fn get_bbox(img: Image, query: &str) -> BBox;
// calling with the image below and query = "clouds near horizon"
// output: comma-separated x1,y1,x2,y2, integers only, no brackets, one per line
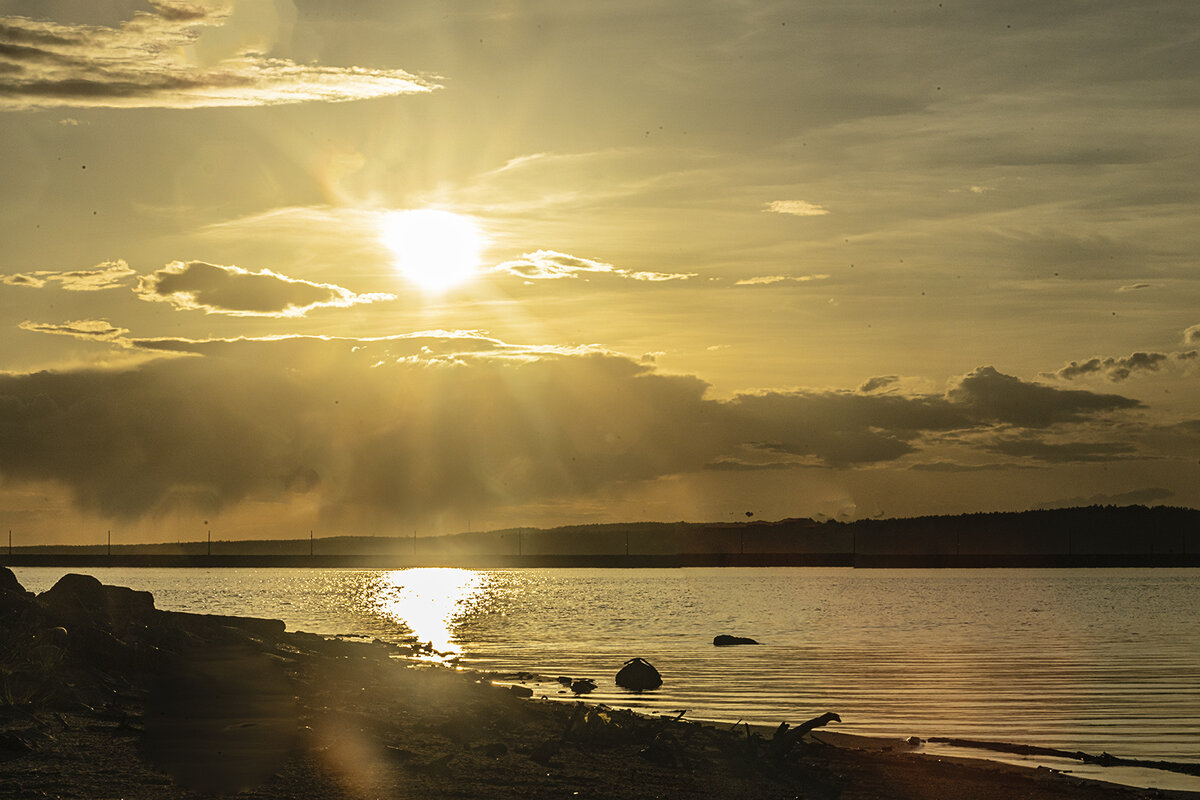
0,333,1151,528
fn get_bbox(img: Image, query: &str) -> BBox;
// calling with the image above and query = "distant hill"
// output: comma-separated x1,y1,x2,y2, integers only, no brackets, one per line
4,505,1198,568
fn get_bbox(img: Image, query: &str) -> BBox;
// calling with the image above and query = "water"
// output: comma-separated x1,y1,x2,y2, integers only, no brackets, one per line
14,566,1200,788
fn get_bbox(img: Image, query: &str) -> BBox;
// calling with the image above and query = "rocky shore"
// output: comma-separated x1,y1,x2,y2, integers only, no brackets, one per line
0,568,1191,799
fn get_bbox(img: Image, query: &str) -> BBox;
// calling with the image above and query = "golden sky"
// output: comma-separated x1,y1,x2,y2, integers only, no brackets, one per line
2,0,1198,544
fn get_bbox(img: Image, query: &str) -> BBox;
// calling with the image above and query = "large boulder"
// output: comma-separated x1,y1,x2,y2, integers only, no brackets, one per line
38,573,155,630
0,566,34,616
615,657,662,691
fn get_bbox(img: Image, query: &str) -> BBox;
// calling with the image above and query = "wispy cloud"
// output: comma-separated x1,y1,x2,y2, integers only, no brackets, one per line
134,260,396,317
734,274,829,286
18,318,129,342
0,259,135,290
765,200,829,217
494,250,696,282
0,6,436,110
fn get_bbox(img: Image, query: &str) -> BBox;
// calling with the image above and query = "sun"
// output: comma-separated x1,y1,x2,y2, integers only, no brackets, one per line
380,209,486,292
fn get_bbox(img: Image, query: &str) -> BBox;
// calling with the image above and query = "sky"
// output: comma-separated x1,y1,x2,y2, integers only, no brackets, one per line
2,0,1199,545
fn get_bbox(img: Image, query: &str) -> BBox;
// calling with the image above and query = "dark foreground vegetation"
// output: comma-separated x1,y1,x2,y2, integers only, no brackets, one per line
2,567,1193,799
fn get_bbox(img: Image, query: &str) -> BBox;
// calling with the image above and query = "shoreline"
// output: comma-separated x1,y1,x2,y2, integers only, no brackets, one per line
5,552,1200,568
3,568,1197,799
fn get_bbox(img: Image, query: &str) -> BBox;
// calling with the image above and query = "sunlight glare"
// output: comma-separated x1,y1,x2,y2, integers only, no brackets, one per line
380,209,485,293
372,568,484,656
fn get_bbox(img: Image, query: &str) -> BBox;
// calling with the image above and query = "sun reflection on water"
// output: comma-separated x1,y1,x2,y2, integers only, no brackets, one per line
367,568,484,657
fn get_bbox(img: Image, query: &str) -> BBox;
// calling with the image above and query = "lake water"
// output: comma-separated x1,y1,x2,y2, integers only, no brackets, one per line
14,566,1200,790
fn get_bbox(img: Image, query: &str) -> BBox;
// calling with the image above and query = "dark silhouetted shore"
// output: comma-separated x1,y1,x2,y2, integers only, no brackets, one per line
3,566,1195,799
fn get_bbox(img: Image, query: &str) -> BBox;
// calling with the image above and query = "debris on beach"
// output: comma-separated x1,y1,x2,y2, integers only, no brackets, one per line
570,678,597,694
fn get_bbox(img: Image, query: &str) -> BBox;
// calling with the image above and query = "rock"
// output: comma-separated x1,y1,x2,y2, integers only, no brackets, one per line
508,684,534,698
615,657,662,691
38,573,155,629
713,634,759,646
0,566,33,615
556,676,572,686
1,565,25,594
570,678,596,694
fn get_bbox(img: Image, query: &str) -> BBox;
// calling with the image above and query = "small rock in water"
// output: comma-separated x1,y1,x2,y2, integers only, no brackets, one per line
570,678,597,694
713,634,759,646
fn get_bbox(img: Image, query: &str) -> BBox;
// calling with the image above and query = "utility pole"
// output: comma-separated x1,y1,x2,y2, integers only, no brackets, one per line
309,530,314,557
518,528,523,558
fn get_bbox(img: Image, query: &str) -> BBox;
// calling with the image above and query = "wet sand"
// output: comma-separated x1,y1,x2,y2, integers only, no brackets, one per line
1,568,1193,799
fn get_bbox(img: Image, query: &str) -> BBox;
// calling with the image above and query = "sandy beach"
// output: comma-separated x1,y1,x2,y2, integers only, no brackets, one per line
1,567,1192,800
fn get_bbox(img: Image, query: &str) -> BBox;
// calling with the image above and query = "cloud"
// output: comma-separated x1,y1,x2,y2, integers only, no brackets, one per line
134,260,396,317
947,366,1141,425
985,436,1137,463
493,250,696,282
765,200,829,217
0,259,135,290
734,274,829,286
1116,282,1154,293
1046,351,1197,382
0,339,1148,526
1034,487,1175,510
858,375,899,393
0,7,436,110
1185,325,1200,346
18,319,129,342
908,461,1020,473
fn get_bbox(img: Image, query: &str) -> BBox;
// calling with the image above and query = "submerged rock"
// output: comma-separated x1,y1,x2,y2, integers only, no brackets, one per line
615,657,662,691
570,678,597,694
713,634,759,646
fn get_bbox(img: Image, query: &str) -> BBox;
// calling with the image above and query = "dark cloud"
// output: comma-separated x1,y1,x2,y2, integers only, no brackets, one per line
134,261,395,317
0,340,1148,526
948,366,1141,424
1185,325,1200,346
986,436,1137,463
908,461,1027,473
0,7,435,109
858,375,899,393
1046,351,1197,382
